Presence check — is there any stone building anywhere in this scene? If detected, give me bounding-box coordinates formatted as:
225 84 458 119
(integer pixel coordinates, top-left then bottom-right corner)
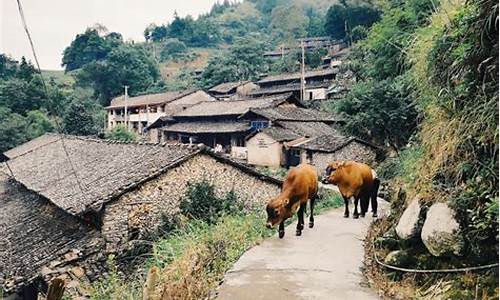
289 135 380 172
158 93 302 154
1 134 281 297
251 69 338 101
106 90 215 136
242 107 341 168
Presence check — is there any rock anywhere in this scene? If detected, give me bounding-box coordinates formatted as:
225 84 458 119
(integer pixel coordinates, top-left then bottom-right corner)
384 250 410 267
70 266 86 278
395 197 421 239
421 203 464 256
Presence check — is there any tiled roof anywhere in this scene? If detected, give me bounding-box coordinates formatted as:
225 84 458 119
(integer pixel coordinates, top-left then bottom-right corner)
208 81 250 94
162 121 251 134
173 93 294 118
242 107 337 122
107 90 195 109
6 134 202 216
259 127 302 142
4 134 61 159
0 173 103 292
249 82 331 96
277 121 340 137
292 135 379 152
257 69 337 84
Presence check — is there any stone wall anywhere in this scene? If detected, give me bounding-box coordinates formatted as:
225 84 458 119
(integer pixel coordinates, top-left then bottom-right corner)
102 153 281 252
306 141 377 173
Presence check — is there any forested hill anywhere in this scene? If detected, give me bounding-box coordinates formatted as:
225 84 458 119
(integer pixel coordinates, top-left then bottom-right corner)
0 0 382 152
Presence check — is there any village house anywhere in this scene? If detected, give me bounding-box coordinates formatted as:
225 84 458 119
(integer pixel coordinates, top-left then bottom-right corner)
207 81 259 100
1 134 281 298
288 135 380 172
263 37 345 60
157 93 302 157
240 107 341 168
322 47 351 69
106 89 215 137
251 69 338 101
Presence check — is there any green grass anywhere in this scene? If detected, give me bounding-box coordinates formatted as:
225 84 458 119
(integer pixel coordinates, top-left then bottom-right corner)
41 69 75 86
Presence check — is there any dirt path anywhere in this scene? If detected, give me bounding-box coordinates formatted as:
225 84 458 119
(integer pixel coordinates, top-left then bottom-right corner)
216 202 388 300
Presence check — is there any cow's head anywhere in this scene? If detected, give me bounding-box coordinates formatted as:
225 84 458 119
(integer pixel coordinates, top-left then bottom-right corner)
322 161 344 184
265 197 289 229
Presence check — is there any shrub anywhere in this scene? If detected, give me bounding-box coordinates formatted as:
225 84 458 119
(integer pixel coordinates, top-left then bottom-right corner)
160 38 187 61
180 179 243 224
105 124 136 142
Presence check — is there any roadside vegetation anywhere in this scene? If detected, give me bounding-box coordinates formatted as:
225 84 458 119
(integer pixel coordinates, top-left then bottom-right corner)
332 0 498 297
86 180 342 300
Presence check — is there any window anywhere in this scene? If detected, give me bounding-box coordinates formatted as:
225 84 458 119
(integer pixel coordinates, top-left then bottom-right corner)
251 120 269 130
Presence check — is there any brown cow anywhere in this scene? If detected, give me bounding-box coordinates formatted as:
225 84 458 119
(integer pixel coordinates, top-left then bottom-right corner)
266 164 319 239
322 161 380 218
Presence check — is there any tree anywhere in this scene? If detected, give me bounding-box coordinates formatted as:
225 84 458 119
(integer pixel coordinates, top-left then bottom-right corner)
325 2 381 41
160 39 187 61
269 5 308 40
0 107 28 152
334 78 418 152
25 110 55 139
201 37 266 87
0 76 46 114
0 54 18 80
76 45 160 104
62 29 123 71
63 95 103 136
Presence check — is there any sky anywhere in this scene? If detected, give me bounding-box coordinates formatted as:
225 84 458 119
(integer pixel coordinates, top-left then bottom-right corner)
0 0 219 70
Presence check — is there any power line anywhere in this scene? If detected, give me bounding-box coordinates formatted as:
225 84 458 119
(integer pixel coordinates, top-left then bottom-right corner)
15 0 90 202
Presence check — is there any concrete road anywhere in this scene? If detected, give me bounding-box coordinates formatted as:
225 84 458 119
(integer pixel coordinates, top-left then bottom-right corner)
216 202 388 300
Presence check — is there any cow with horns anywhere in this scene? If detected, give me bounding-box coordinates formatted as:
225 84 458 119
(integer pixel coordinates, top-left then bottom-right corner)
322 161 380 218
265 164 319 239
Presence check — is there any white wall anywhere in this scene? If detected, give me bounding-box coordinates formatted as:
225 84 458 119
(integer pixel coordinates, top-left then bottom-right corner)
246 132 282 168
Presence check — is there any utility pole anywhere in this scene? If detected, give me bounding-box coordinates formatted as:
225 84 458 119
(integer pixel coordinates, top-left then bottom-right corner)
124 85 129 130
300 40 305 102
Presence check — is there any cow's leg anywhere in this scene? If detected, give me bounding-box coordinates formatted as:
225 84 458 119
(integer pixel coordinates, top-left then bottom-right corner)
278 221 285 239
360 195 369 218
343 195 349 218
353 197 360 219
296 203 305 236
309 194 316 228
371 178 380 217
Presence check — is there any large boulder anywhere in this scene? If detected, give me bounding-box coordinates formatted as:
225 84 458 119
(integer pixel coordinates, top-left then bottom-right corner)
395 197 421 240
421 203 464 256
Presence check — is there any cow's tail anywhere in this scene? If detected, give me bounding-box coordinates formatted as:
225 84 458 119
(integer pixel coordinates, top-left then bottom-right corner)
371 177 380 215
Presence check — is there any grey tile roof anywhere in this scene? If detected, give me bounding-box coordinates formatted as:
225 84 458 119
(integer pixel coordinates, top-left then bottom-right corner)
292 135 379 152
4 134 61 159
107 90 196 109
243 107 337 122
249 82 331 96
173 93 294 118
257 69 337 84
6 134 202 216
162 121 251 134
208 81 250 94
0 173 103 292
277 121 340 137
259 127 302 142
